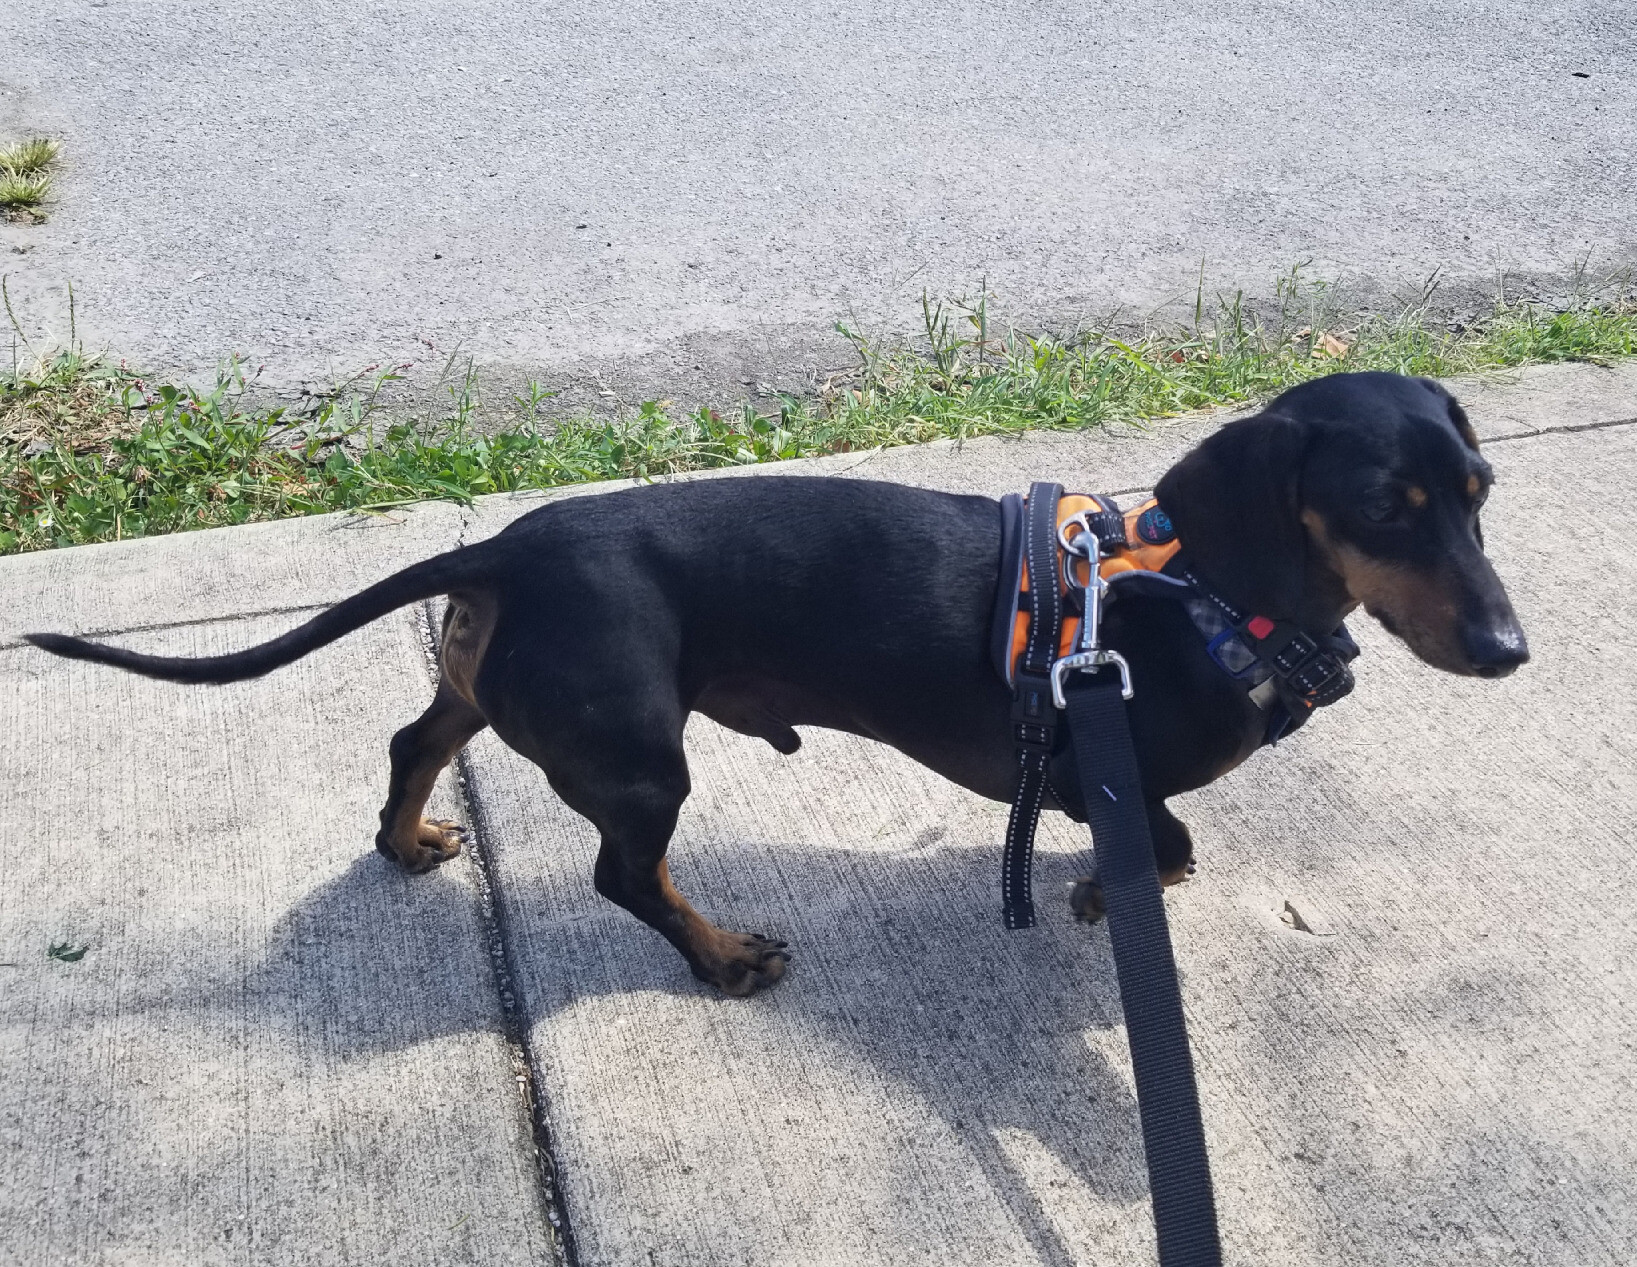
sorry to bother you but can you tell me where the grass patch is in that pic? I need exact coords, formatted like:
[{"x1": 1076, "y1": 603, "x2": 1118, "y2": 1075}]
[
  {"x1": 3, "y1": 269, "x2": 1635, "y2": 556},
  {"x1": 0, "y1": 137, "x2": 60, "y2": 217},
  {"x1": 0, "y1": 138, "x2": 60, "y2": 176},
  {"x1": 0, "y1": 171, "x2": 51, "y2": 211}
]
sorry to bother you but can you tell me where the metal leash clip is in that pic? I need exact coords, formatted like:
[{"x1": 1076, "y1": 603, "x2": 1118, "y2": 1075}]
[{"x1": 1052, "y1": 514, "x2": 1135, "y2": 708}]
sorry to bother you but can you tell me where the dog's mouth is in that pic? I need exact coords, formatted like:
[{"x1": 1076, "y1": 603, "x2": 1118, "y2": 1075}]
[
  {"x1": 1363, "y1": 596, "x2": 1529, "y2": 678},
  {"x1": 1363, "y1": 597, "x2": 1466, "y2": 674},
  {"x1": 1333, "y1": 542, "x2": 1528, "y2": 679}
]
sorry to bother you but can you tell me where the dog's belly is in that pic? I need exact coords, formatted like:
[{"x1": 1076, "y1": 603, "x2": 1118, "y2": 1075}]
[
  {"x1": 691, "y1": 674, "x2": 1019, "y2": 804},
  {"x1": 693, "y1": 676, "x2": 873, "y2": 756}
]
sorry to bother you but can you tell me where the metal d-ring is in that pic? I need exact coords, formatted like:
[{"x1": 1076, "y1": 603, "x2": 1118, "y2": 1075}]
[
  {"x1": 1051, "y1": 649, "x2": 1134, "y2": 708},
  {"x1": 1056, "y1": 512, "x2": 1099, "y2": 560},
  {"x1": 1058, "y1": 514, "x2": 1097, "y2": 595}
]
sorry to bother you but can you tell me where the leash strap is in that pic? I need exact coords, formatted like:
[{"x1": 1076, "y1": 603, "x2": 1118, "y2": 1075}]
[
  {"x1": 996, "y1": 487, "x2": 1224, "y2": 1261},
  {"x1": 1066, "y1": 676, "x2": 1224, "y2": 1267},
  {"x1": 1002, "y1": 481, "x2": 1065, "y2": 930}
]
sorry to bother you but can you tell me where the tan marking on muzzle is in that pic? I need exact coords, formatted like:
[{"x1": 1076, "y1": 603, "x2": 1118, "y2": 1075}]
[{"x1": 1302, "y1": 509, "x2": 1468, "y2": 672}]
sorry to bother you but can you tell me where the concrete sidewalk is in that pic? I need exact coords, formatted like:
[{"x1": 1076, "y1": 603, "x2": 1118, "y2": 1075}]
[{"x1": 2, "y1": 361, "x2": 1635, "y2": 1265}]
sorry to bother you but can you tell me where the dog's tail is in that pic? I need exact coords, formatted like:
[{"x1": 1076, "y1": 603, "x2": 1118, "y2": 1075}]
[{"x1": 24, "y1": 540, "x2": 504, "y2": 685}]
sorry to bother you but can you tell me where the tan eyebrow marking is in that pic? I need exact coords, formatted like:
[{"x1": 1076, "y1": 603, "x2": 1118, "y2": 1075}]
[
  {"x1": 1466, "y1": 473, "x2": 1480, "y2": 497},
  {"x1": 1406, "y1": 485, "x2": 1428, "y2": 508}
]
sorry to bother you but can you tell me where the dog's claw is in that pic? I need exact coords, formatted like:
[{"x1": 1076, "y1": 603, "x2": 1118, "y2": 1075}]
[{"x1": 700, "y1": 931, "x2": 791, "y2": 997}]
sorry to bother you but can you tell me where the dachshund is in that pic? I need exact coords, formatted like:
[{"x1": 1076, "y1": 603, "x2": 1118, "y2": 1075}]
[{"x1": 26, "y1": 372, "x2": 1528, "y2": 996}]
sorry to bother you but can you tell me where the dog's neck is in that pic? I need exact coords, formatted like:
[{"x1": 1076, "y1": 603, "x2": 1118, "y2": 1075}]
[
  {"x1": 1180, "y1": 542, "x2": 1357, "y2": 637},
  {"x1": 1293, "y1": 554, "x2": 1359, "y2": 635}
]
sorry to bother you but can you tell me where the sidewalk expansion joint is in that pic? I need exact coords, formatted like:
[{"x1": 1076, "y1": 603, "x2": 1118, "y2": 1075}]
[
  {"x1": 1484, "y1": 411, "x2": 1637, "y2": 445},
  {"x1": 413, "y1": 600, "x2": 581, "y2": 1267}
]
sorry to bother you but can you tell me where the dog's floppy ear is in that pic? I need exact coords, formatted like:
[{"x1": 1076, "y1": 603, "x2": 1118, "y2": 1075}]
[{"x1": 1155, "y1": 411, "x2": 1311, "y2": 617}]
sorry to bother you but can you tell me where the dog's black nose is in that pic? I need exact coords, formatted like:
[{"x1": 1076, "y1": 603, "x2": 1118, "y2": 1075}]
[{"x1": 1465, "y1": 620, "x2": 1530, "y2": 678}]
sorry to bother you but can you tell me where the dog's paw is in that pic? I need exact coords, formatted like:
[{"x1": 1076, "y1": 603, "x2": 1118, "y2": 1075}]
[
  {"x1": 1160, "y1": 856, "x2": 1199, "y2": 887},
  {"x1": 1071, "y1": 856, "x2": 1199, "y2": 922},
  {"x1": 695, "y1": 931, "x2": 790, "y2": 998},
  {"x1": 416, "y1": 818, "x2": 468, "y2": 862},
  {"x1": 376, "y1": 819, "x2": 467, "y2": 873},
  {"x1": 1069, "y1": 877, "x2": 1106, "y2": 924}
]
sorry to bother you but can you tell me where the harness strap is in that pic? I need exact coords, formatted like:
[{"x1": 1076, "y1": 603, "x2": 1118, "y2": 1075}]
[
  {"x1": 1065, "y1": 676, "x2": 1223, "y2": 1267},
  {"x1": 1170, "y1": 556, "x2": 1356, "y2": 717},
  {"x1": 1002, "y1": 481, "x2": 1065, "y2": 930}
]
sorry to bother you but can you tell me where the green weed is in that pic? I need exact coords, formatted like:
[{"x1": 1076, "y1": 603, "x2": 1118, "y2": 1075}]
[
  {"x1": 0, "y1": 138, "x2": 60, "y2": 176},
  {"x1": 0, "y1": 171, "x2": 51, "y2": 210},
  {"x1": 0, "y1": 138, "x2": 59, "y2": 215},
  {"x1": 3, "y1": 270, "x2": 1635, "y2": 556}
]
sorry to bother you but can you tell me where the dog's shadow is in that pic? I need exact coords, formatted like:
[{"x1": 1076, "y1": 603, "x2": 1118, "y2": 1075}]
[{"x1": 261, "y1": 833, "x2": 1151, "y2": 1265}]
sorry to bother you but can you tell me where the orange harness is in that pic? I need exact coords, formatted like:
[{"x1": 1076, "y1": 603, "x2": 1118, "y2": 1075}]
[
  {"x1": 1001, "y1": 496, "x2": 1180, "y2": 686},
  {"x1": 991, "y1": 489, "x2": 1359, "y2": 729}
]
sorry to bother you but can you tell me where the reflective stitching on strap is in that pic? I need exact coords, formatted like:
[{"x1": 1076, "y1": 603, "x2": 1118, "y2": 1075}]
[{"x1": 1003, "y1": 749, "x2": 1048, "y2": 929}]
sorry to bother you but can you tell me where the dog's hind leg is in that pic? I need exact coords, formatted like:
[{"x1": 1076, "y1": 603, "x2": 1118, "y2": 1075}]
[
  {"x1": 523, "y1": 698, "x2": 789, "y2": 997},
  {"x1": 591, "y1": 762, "x2": 790, "y2": 997},
  {"x1": 600, "y1": 844, "x2": 790, "y2": 998},
  {"x1": 376, "y1": 679, "x2": 489, "y2": 873}
]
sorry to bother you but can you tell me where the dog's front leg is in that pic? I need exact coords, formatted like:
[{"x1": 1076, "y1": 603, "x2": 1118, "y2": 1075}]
[{"x1": 1069, "y1": 797, "x2": 1198, "y2": 924}]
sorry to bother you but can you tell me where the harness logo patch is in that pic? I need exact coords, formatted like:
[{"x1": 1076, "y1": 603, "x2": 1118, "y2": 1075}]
[{"x1": 1135, "y1": 505, "x2": 1176, "y2": 545}]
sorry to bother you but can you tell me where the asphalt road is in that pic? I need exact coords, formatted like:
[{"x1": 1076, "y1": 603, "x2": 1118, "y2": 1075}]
[{"x1": 3, "y1": 1, "x2": 1634, "y2": 405}]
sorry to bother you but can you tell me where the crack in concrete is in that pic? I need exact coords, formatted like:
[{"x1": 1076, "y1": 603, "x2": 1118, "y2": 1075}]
[
  {"x1": 412, "y1": 601, "x2": 581, "y2": 1267},
  {"x1": 1484, "y1": 412, "x2": 1637, "y2": 444}
]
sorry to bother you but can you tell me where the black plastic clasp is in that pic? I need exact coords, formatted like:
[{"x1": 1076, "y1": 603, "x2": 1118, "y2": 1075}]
[
  {"x1": 1011, "y1": 671, "x2": 1057, "y2": 750},
  {"x1": 1259, "y1": 627, "x2": 1318, "y2": 675},
  {"x1": 1084, "y1": 505, "x2": 1127, "y2": 551},
  {"x1": 1289, "y1": 652, "x2": 1354, "y2": 705}
]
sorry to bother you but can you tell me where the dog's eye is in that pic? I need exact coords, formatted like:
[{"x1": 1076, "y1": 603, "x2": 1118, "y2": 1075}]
[{"x1": 1360, "y1": 492, "x2": 1399, "y2": 523}]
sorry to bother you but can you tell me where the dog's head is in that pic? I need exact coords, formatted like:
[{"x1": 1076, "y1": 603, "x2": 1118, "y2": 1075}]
[{"x1": 1154, "y1": 371, "x2": 1528, "y2": 678}]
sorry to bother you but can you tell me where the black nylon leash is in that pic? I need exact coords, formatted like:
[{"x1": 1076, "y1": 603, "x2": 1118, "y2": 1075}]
[
  {"x1": 1000, "y1": 486, "x2": 1224, "y2": 1266},
  {"x1": 1065, "y1": 677, "x2": 1223, "y2": 1267}
]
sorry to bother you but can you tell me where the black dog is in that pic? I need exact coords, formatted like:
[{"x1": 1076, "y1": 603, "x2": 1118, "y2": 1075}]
[{"x1": 28, "y1": 372, "x2": 1527, "y2": 995}]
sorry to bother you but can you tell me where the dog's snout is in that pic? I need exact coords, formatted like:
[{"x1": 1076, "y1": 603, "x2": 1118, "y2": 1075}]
[{"x1": 1464, "y1": 619, "x2": 1530, "y2": 678}]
